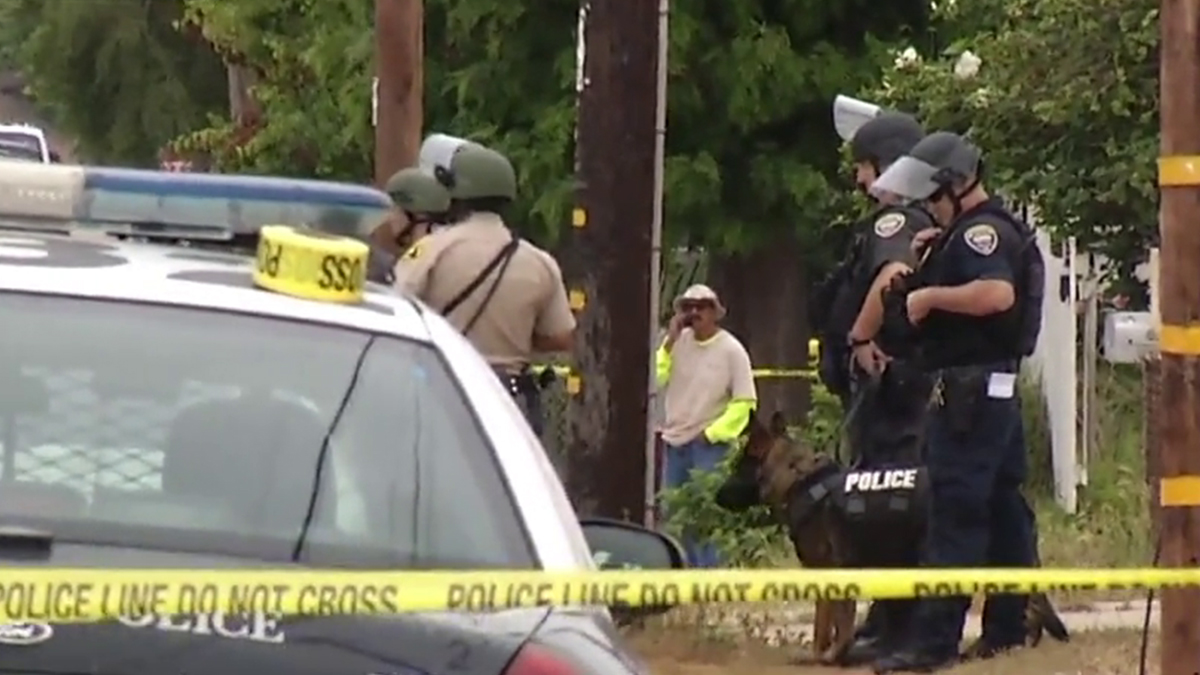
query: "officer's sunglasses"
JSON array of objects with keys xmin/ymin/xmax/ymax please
[{"xmin": 681, "ymin": 301, "xmax": 714, "ymax": 313}]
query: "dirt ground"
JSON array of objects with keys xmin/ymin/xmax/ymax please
[{"xmin": 628, "ymin": 628, "xmax": 1160, "ymax": 675}]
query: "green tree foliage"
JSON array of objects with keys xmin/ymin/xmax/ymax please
[
  {"xmin": 175, "ymin": 0, "xmax": 377, "ymax": 181},
  {"xmin": 177, "ymin": 0, "xmax": 928, "ymax": 248},
  {"xmin": 0, "ymin": 0, "xmax": 38, "ymax": 69},
  {"xmin": 867, "ymin": 0, "xmax": 1158, "ymax": 268},
  {"xmin": 1, "ymin": 0, "xmax": 228, "ymax": 165}
]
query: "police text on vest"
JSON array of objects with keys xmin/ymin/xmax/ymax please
[{"xmin": 844, "ymin": 469, "xmax": 917, "ymax": 492}]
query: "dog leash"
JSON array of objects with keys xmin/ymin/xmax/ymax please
[{"xmin": 836, "ymin": 372, "xmax": 879, "ymax": 467}]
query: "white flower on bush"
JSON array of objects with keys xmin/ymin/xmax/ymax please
[
  {"xmin": 893, "ymin": 47, "xmax": 921, "ymax": 70},
  {"xmin": 966, "ymin": 86, "xmax": 993, "ymax": 108},
  {"xmin": 954, "ymin": 50, "xmax": 982, "ymax": 79}
]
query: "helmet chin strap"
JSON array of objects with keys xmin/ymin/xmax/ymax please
[{"xmin": 931, "ymin": 176, "xmax": 981, "ymax": 220}]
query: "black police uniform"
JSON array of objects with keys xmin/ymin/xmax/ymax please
[
  {"xmin": 886, "ymin": 197, "xmax": 1042, "ymax": 666},
  {"xmin": 812, "ymin": 204, "xmax": 935, "ymax": 657},
  {"xmin": 842, "ymin": 207, "xmax": 935, "ymax": 469}
]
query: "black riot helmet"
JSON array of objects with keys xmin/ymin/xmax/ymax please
[
  {"xmin": 850, "ymin": 112, "xmax": 925, "ymax": 171},
  {"xmin": 871, "ymin": 131, "xmax": 983, "ymax": 206}
]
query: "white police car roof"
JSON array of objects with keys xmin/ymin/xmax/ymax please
[{"xmin": 0, "ymin": 233, "xmax": 430, "ymax": 341}]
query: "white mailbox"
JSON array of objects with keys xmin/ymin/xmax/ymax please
[{"xmin": 1101, "ymin": 311, "xmax": 1157, "ymax": 363}]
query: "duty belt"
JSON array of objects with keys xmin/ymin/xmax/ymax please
[
  {"xmin": 494, "ymin": 368, "xmax": 539, "ymax": 396},
  {"xmin": 929, "ymin": 360, "xmax": 1019, "ymax": 409}
]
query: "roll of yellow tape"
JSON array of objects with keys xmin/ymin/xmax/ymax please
[{"xmin": 253, "ymin": 225, "xmax": 369, "ymax": 303}]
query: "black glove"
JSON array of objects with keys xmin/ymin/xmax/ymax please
[{"xmin": 880, "ymin": 272, "xmax": 920, "ymax": 349}]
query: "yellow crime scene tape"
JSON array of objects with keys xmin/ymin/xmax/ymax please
[
  {"xmin": 0, "ymin": 568, "xmax": 1197, "ymax": 623},
  {"xmin": 254, "ymin": 225, "xmax": 368, "ymax": 303},
  {"xmin": 534, "ymin": 340, "xmax": 822, "ymax": 380}
]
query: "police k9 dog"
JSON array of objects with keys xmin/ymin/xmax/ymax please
[{"xmin": 715, "ymin": 411, "xmax": 1068, "ymax": 665}]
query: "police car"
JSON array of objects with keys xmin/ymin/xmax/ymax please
[
  {"xmin": 0, "ymin": 161, "xmax": 683, "ymax": 674},
  {"xmin": 0, "ymin": 123, "xmax": 53, "ymax": 163}
]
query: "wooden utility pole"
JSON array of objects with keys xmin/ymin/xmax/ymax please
[
  {"xmin": 562, "ymin": 0, "xmax": 658, "ymax": 519},
  {"xmin": 1156, "ymin": 0, "xmax": 1200, "ymax": 672},
  {"xmin": 373, "ymin": 0, "xmax": 422, "ymax": 185}
]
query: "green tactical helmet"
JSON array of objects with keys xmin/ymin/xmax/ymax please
[
  {"xmin": 443, "ymin": 143, "xmax": 517, "ymax": 201},
  {"xmin": 385, "ymin": 167, "xmax": 451, "ymax": 214}
]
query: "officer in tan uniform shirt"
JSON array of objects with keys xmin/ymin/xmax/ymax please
[
  {"xmin": 386, "ymin": 166, "xmax": 452, "ymax": 249},
  {"xmin": 393, "ymin": 137, "xmax": 575, "ymax": 434},
  {"xmin": 360, "ymin": 168, "xmax": 453, "ymax": 284}
]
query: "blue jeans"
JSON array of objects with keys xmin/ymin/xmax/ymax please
[{"xmin": 661, "ymin": 437, "xmax": 727, "ymax": 568}]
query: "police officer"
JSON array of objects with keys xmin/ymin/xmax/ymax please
[
  {"xmin": 393, "ymin": 136, "xmax": 576, "ymax": 435},
  {"xmin": 356, "ymin": 168, "xmax": 455, "ymax": 285},
  {"xmin": 386, "ymin": 166, "xmax": 452, "ymax": 247},
  {"xmin": 818, "ymin": 99, "xmax": 936, "ymax": 666},
  {"xmin": 866, "ymin": 131, "xmax": 1044, "ymax": 673}
]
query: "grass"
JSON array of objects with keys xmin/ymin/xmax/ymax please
[
  {"xmin": 1023, "ymin": 361, "xmax": 1152, "ymax": 606},
  {"xmin": 627, "ymin": 627, "xmax": 1160, "ymax": 675}
]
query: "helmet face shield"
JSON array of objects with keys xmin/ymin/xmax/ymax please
[
  {"xmin": 418, "ymin": 134, "xmax": 470, "ymax": 178},
  {"xmin": 833, "ymin": 95, "xmax": 882, "ymax": 142},
  {"xmin": 870, "ymin": 156, "xmax": 941, "ymax": 201}
]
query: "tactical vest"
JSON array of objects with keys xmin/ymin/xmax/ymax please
[
  {"xmin": 810, "ymin": 216, "xmax": 877, "ymax": 399},
  {"xmin": 917, "ymin": 202, "xmax": 1044, "ymax": 367},
  {"xmin": 959, "ymin": 201, "xmax": 1045, "ymax": 357},
  {"xmin": 784, "ymin": 460, "xmax": 930, "ymax": 567}
]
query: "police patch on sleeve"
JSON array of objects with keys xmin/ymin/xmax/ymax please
[
  {"xmin": 873, "ymin": 212, "xmax": 906, "ymax": 238},
  {"xmin": 963, "ymin": 224, "xmax": 999, "ymax": 255},
  {"xmin": 401, "ymin": 241, "xmax": 424, "ymax": 260}
]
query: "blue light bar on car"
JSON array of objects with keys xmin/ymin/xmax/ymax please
[{"xmin": 0, "ymin": 160, "xmax": 395, "ymax": 241}]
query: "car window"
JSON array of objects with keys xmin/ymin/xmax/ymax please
[
  {"xmin": 0, "ymin": 132, "xmax": 44, "ymax": 162},
  {"xmin": 0, "ymin": 292, "xmax": 536, "ymax": 568}
]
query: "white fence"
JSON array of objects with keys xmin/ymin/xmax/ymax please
[
  {"xmin": 1026, "ymin": 230, "xmax": 1081, "ymax": 513},
  {"xmin": 1029, "ymin": 223, "xmax": 1158, "ymax": 514}
]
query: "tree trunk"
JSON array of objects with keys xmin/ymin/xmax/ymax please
[
  {"xmin": 227, "ymin": 64, "xmax": 261, "ymax": 126},
  {"xmin": 708, "ymin": 236, "xmax": 812, "ymax": 423}
]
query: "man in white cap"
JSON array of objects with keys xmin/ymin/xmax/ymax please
[{"xmin": 655, "ymin": 283, "xmax": 756, "ymax": 567}]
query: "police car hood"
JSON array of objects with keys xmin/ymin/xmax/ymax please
[{"xmin": 0, "ymin": 544, "xmax": 585, "ymax": 675}]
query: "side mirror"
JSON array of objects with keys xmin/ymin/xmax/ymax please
[
  {"xmin": 580, "ymin": 517, "xmax": 687, "ymax": 570},
  {"xmin": 579, "ymin": 518, "xmax": 686, "ymax": 627}
]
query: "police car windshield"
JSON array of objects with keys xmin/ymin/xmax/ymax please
[
  {"xmin": 0, "ymin": 132, "xmax": 43, "ymax": 162},
  {"xmin": 0, "ymin": 293, "xmax": 535, "ymax": 569}
]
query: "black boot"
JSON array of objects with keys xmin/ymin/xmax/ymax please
[
  {"xmin": 960, "ymin": 637, "xmax": 1023, "ymax": 662},
  {"xmin": 842, "ymin": 635, "xmax": 887, "ymax": 666},
  {"xmin": 844, "ymin": 600, "xmax": 910, "ymax": 666},
  {"xmin": 872, "ymin": 650, "xmax": 959, "ymax": 673}
]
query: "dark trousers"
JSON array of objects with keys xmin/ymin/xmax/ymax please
[
  {"xmin": 846, "ymin": 364, "xmax": 932, "ymax": 646},
  {"xmin": 908, "ymin": 386, "xmax": 1035, "ymax": 657},
  {"xmin": 980, "ymin": 489, "xmax": 1038, "ymax": 642}
]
